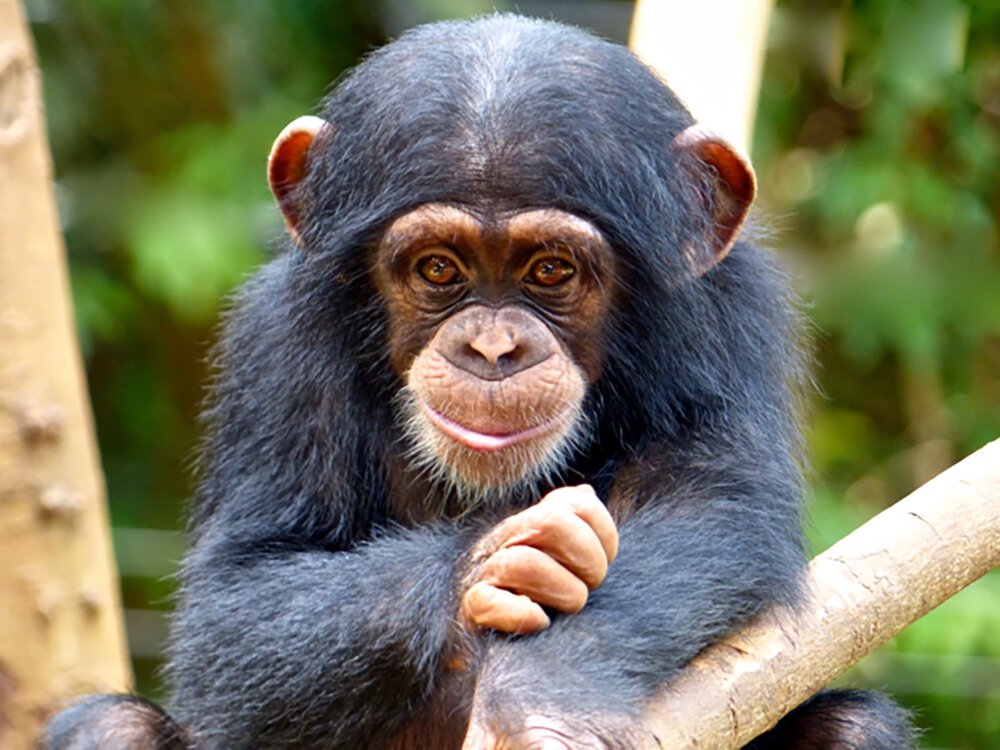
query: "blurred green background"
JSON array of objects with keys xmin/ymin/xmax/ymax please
[{"xmin": 26, "ymin": 0, "xmax": 1000, "ymax": 746}]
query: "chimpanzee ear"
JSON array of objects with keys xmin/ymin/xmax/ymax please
[
  {"xmin": 268, "ymin": 116, "xmax": 331, "ymax": 245},
  {"xmin": 671, "ymin": 125, "xmax": 756, "ymax": 276}
]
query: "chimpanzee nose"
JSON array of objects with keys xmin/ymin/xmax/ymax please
[
  {"xmin": 468, "ymin": 326, "xmax": 518, "ymax": 366},
  {"xmin": 440, "ymin": 306, "xmax": 555, "ymax": 380}
]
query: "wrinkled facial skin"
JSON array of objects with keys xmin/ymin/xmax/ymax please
[{"xmin": 371, "ymin": 204, "xmax": 616, "ymax": 493}]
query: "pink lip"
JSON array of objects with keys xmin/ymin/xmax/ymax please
[{"xmin": 419, "ymin": 401, "xmax": 562, "ymax": 453}]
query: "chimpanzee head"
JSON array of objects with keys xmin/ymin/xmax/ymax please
[{"xmin": 264, "ymin": 16, "xmax": 755, "ymax": 499}]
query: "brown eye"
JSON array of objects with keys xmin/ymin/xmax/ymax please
[
  {"xmin": 526, "ymin": 257, "xmax": 576, "ymax": 286},
  {"xmin": 416, "ymin": 255, "xmax": 463, "ymax": 285}
]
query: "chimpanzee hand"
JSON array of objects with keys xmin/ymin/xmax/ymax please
[{"xmin": 461, "ymin": 485, "xmax": 618, "ymax": 634}]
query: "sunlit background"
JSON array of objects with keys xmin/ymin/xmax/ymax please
[{"xmin": 26, "ymin": 0, "xmax": 1000, "ymax": 746}]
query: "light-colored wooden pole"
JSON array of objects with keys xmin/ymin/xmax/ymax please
[
  {"xmin": 0, "ymin": 1, "xmax": 132, "ymax": 747},
  {"xmin": 641, "ymin": 439, "xmax": 1000, "ymax": 748},
  {"xmin": 629, "ymin": 0, "xmax": 775, "ymax": 154}
]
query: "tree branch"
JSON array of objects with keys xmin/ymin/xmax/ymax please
[{"xmin": 639, "ymin": 438, "xmax": 1000, "ymax": 749}]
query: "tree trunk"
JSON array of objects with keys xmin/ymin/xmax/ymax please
[
  {"xmin": 629, "ymin": 0, "xmax": 775, "ymax": 153},
  {"xmin": 0, "ymin": 1, "xmax": 131, "ymax": 747}
]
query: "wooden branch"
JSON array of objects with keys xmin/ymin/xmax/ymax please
[
  {"xmin": 640, "ymin": 439, "xmax": 1000, "ymax": 749},
  {"xmin": 0, "ymin": 1, "xmax": 131, "ymax": 747}
]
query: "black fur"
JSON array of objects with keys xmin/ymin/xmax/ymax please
[
  {"xmin": 43, "ymin": 15, "xmax": 916, "ymax": 749},
  {"xmin": 41, "ymin": 695, "xmax": 192, "ymax": 749},
  {"xmin": 747, "ymin": 690, "xmax": 919, "ymax": 750}
]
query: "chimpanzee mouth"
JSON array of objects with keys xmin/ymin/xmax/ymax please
[{"xmin": 418, "ymin": 400, "xmax": 569, "ymax": 453}]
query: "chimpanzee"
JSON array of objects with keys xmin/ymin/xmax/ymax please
[{"xmin": 45, "ymin": 14, "xmax": 917, "ymax": 750}]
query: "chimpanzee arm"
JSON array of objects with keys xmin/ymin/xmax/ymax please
[
  {"xmin": 43, "ymin": 695, "xmax": 193, "ymax": 750},
  {"xmin": 466, "ymin": 460, "xmax": 805, "ymax": 746},
  {"xmin": 168, "ymin": 486, "xmax": 614, "ymax": 750},
  {"xmin": 168, "ymin": 525, "xmax": 477, "ymax": 749}
]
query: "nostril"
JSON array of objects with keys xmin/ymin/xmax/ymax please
[
  {"xmin": 499, "ymin": 347, "xmax": 521, "ymax": 366},
  {"xmin": 494, "ymin": 346, "xmax": 523, "ymax": 373}
]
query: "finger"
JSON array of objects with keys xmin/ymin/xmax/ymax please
[
  {"xmin": 500, "ymin": 506, "xmax": 608, "ymax": 589},
  {"xmin": 480, "ymin": 546, "xmax": 589, "ymax": 614},
  {"xmin": 541, "ymin": 484, "xmax": 619, "ymax": 562},
  {"xmin": 462, "ymin": 581, "xmax": 550, "ymax": 634}
]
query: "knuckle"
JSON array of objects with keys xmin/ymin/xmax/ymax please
[
  {"xmin": 534, "ymin": 504, "xmax": 571, "ymax": 536},
  {"xmin": 540, "ymin": 486, "xmax": 573, "ymax": 503},
  {"xmin": 503, "ymin": 504, "xmax": 549, "ymax": 541},
  {"xmin": 489, "ymin": 515, "xmax": 520, "ymax": 546},
  {"xmin": 576, "ymin": 493, "xmax": 606, "ymax": 518},
  {"xmin": 542, "ymin": 484, "xmax": 593, "ymax": 505},
  {"xmin": 548, "ymin": 485, "xmax": 605, "ymax": 520},
  {"xmin": 491, "ymin": 545, "xmax": 534, "ymax": 583}
]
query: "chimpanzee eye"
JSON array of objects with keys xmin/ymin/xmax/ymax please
[
  {"xmin": 526, "ymin": 257, "xmax": 576, "ymax": 287},
  {"xmin": 416, "ymin": 255, "xmax": 464, "ymax": 285}
]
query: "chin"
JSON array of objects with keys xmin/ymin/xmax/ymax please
[{"xmin": 398, "ymin": 391, "xmax": 587, "ymax": 507}]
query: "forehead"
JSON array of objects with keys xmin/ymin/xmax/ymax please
[{"xmin": 381, "ymin": 204, "xmax": 607, "ymax": 247}]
